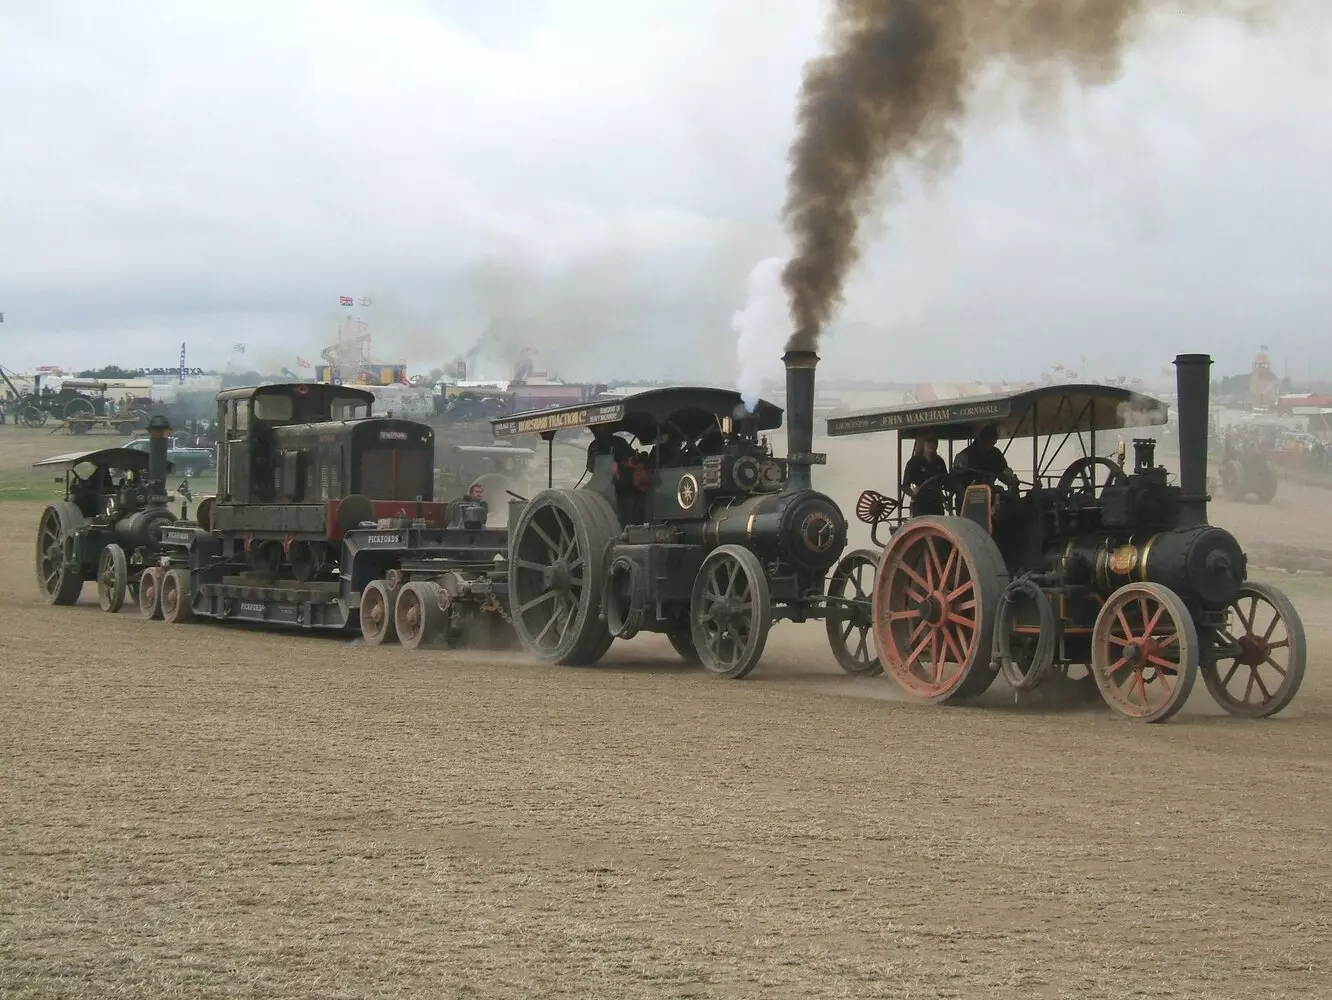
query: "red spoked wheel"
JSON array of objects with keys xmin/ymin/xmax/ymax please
[
  {"xmin": 1091, "ymin": 582, "xmax": 1198, "ymax": 723},
  {"xmin": 1201, "ymin": 580, "xmax": 1305, "ymax": 718},
  {"xmin": 871, "ymin": 517, "xmax": 1007, "ymax": 703}
]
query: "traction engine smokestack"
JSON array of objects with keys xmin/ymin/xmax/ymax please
[
  {"xmin": 147, "ymin": 415, "xmax": 171, "ymax": 497},
  {"xmin": 782, "ymin": 350, "xmax": 818, "ymax": 493},
  {"xmin": 1173, "ymin": 353, "xmax": 1212, "ymax": 528}
]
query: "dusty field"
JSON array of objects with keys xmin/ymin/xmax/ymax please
[{"xmin": 3, "ymin": 426, "xmax": 1332, "ymax": 998}]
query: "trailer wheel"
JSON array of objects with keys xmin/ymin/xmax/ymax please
[
  {"xmin": 35, "ymin": 502, "xmax": 87, "ymax": 605},
  {"xmin": 160, "ymin": 569, "xmax": 194, "ymax": 623},
  {"xmin": 1201, "ymin": 580, "xmax": 1305, "ymax": 718},
  {"xmin": 138, "ymin": 567, "xmax": 164, "ymax": 620},
  {"xmin": 690, "ymin": 544, "xmax": 772, "ymax": 679},
  {"xmin": 1091, "ymin": 582, "xmax": 1198, "ymax": 723},
  {"xmin": 395, "ymin": 582, "xmax": 453, "ymax": 650},
  {"xmin": 117, "ymin": 421, "xmax": 138, "ymax": 436},
  {"xmin": 508, "ymin": 489, "xmax": 616, "ymax": 665},
  {"xmin": 97, "ymin": 543, "xmax": 129, "ymax": 612},
  {"xmin": 825, "ymin": 548, "xmax": 882, "ymax": 676},
  {"xmin": 360, "ymin": 579, "xmax": 397, "ymax": 645},
  {"xmin": 872, "ymin": 516, "xmax": 1008, "ymax": 703}
]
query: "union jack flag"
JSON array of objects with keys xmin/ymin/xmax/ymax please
[
  {"xmin": 339, "ymin": 296, "xmax": 354, "ymax": 306},
  {"xmin": 296, "ymin": 357, "xmax": 311, "ymax": 368}
]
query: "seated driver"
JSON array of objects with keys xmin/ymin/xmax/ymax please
[{"xmin": 953, "ymin": 425, "xmax": 1018, "ymax": 491}]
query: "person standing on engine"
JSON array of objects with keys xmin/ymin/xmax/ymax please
[{"xmin": 901, "ymin": 434, "xmax": 948, "ymax": 516}]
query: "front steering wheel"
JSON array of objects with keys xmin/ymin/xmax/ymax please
[{"xmin": 1057, "ymin": 456, "xmax": 1128, "ymax": 499}]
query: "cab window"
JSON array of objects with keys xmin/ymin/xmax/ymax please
[
  {"xmin": 254, "ymin": 394, "xmax": 294, "ymax": 422},
  {"xmin": 330, "ymin": 396, "xmax": 370, "ymax": 420}
]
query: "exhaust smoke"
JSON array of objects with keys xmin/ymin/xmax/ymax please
[{"xmin": 777, "ymin": 0, "xmax": 1278, "ymax": 355}]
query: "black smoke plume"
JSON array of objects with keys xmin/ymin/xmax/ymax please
[{"xmin": 780, "ymin": 0, "xmax": 1267, "ymax": 352}]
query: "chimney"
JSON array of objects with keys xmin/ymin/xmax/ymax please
[
  {"xmin": 147, "ymin": 414, "xmax": 172, "ymax": 497},
  {"xmin": 782, "ymin": 350, "xmax": 818, "ymax": 492},
  {"xmin": 1173, "ymin": 353, "xmax": 1212, "ymax": 527}
]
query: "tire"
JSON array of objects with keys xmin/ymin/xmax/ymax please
[
  {"xmin": 97, "ymin": 543, "xmax": 129, "ymax": 613},
  {"xmin": 507, "ymin": 489, "xmax": 616, "ymax": 665},
  {"xmin": 690, "ymin": 544, "xmax": 772, "ymax": 679},
  {"xmin": 35, "ymin": 502, "xmax": 88, "ymax": 605},
  {"xmin": 1091, "ymin": 582, "xmax": 1198, "ymax": 723},
  {"xmin": 138, "ymin": 567, "xmax": 164, "ymax": 620},
  {"xmin": 160, "ymin": 569, "xmax": 195, "ymax": 623},
  {"xmin": 1200, "ymin": 580, "xmax": 1305, "ymax": 718},
  {"xmin": 871, "ymin": 516, "xmax": 1008, "ymax": 704}
]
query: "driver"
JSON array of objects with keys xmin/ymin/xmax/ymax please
[
  {"xmin": 953, "ymin": 425, "xmax": 1018, "ymax": 491},
  {"xmin": 586, "ymin": 425, "xmax": 633, "ymax": 474},
  {"xmin": 902, "ymin": 434, "xmax": 948, "ymax": 516}
]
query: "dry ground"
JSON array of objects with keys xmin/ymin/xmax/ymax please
[{"xmin": 3, "ymin": 426, "xmax": 1331, "ymax": 998}]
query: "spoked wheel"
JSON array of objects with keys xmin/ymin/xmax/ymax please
[
  {"xmin": 690, "ymin": 544, "xmax": 772, "ymax": 679},
  {"xmin": 160, "ymin": 569, "xmax": 195, "ymax": 623},
  {"xmin": 395, "ymin": 581, "xmax": 455, "ymax": 650},
  {"xmin": 872, "ymin": 517, "xmax": 1007, "ymax": 703},
  {"xmin": 1091, "ymin": 582, "xmax": 1198, "ymax": 723},
  {"xmin": 1201, "ymin": 581, "xmax": 1306, "ymax": 718},
  {"xmin": 97, "ymin": 543, "xmax": 129, "ymax": 612},
  {"xmin": 508, "ymin": 490, "xmax": 617, "ymax": 665},
  {"xmin": 138, "ymin": 567, "xmax": 164, "ymax": 620},
  {"xmin": 825, "ymin": 548, "xmax": 881, "ymax": 675},
  {"xmin": 360, "ymin": 579, "xmax": 397, "ymax": 645},
  {"xmin": 35, "ymin": 502, "xmax": 87, "ymax": 605}
]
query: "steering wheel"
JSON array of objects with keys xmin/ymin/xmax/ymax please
[{"xmin": 1057, "ymin": 456, "xmax": 1128, "ymax": 499}]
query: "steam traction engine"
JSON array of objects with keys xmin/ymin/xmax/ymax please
[
  {"xmin": 33, "ymin": 416, "xmax": 179, "ymax": 610},
  {"xmin": 491, "ymin": 351, "xmax": 864, "ymax": 676},
  {"xmin": 828, "ymin": 354, "xmax": 1306, "ymax": 722}
]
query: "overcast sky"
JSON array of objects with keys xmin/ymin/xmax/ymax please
[{"xmin": 2, "ymin": 0, "xmax": 1331, "ymax": 388}]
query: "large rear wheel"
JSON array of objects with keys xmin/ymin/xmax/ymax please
[
  {"xmin": 1201, "ymin": 581, "xmax": 1305, "ymax": 718},
  {"xmin": 508, "ymin": 490, "xmax": 617, "ymax": 665},
  {"xmin": 1091, "ymin": 582, "xmax": 1198, "ymax": 723},
  {"xmin": 35, "ymin": 502, "xmax": 87, "ymax": 605},
  {"xmin": 872, "ymin": 517, "xmax": 1007, "ymax": 703}
]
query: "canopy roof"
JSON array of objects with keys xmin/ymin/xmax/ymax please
[
  {"xmin": 32, "ymin": 447, "xmax": 152, "ymax": 472},
  {"xmin": 826, "ymin": 383, "xmax": 1169, "ymax": 442},
  {"xmin": 492, "ymin": 387, "xmax": 783, "ymax": 441}
]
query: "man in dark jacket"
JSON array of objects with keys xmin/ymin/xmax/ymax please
[{"xmin": 953, "ymin": 424, "xmax": 1017, "ymax": 490}]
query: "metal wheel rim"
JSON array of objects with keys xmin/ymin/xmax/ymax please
[
  {"xmin": 36, "ymin": 508, "xmax": 66, "ymax": 598},
  {"xmin": 694, "ymin": 551, "xmax": 763, "ymax": 674},
  {"xmin": 1092, "ymin": 585, "xmax": 1197, "ymax": 722},
  {"xmin": 97, "ymin": 546, "xmax": 126, "ymax": 611},
  {"xmin": 826, "ymin": 551, "xmax": 880, "ymax": 674},
  {"xmin": 361, "ymin": 585, "xmax": 390, "ymax": 642},
  {"xmin": 397, "ymin": 587, "xmax": 425, "ymax": 646},
  {"xmin": 139, "ymin": 570, "xmax": 160, "ymax": 614},
  {"xmin": 1203, "ymin": 583, "xmax": 1304, "ymax": 717},
  {"xmin": 875, "ymin": 523, "xmax": 984, "ymax": 699},
  {"xmin": 511, "ymin": 503, "xmax": 588, "ymax": 656}
]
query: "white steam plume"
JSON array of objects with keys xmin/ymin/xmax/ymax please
[{"xmin": 732, "ymin": 256, "xmax": 789, "ymax": 411}]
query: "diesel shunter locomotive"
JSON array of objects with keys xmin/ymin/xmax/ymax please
[{"xmin": 136, "ymin": 383, "xmax": 511, "ymax": 646}]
